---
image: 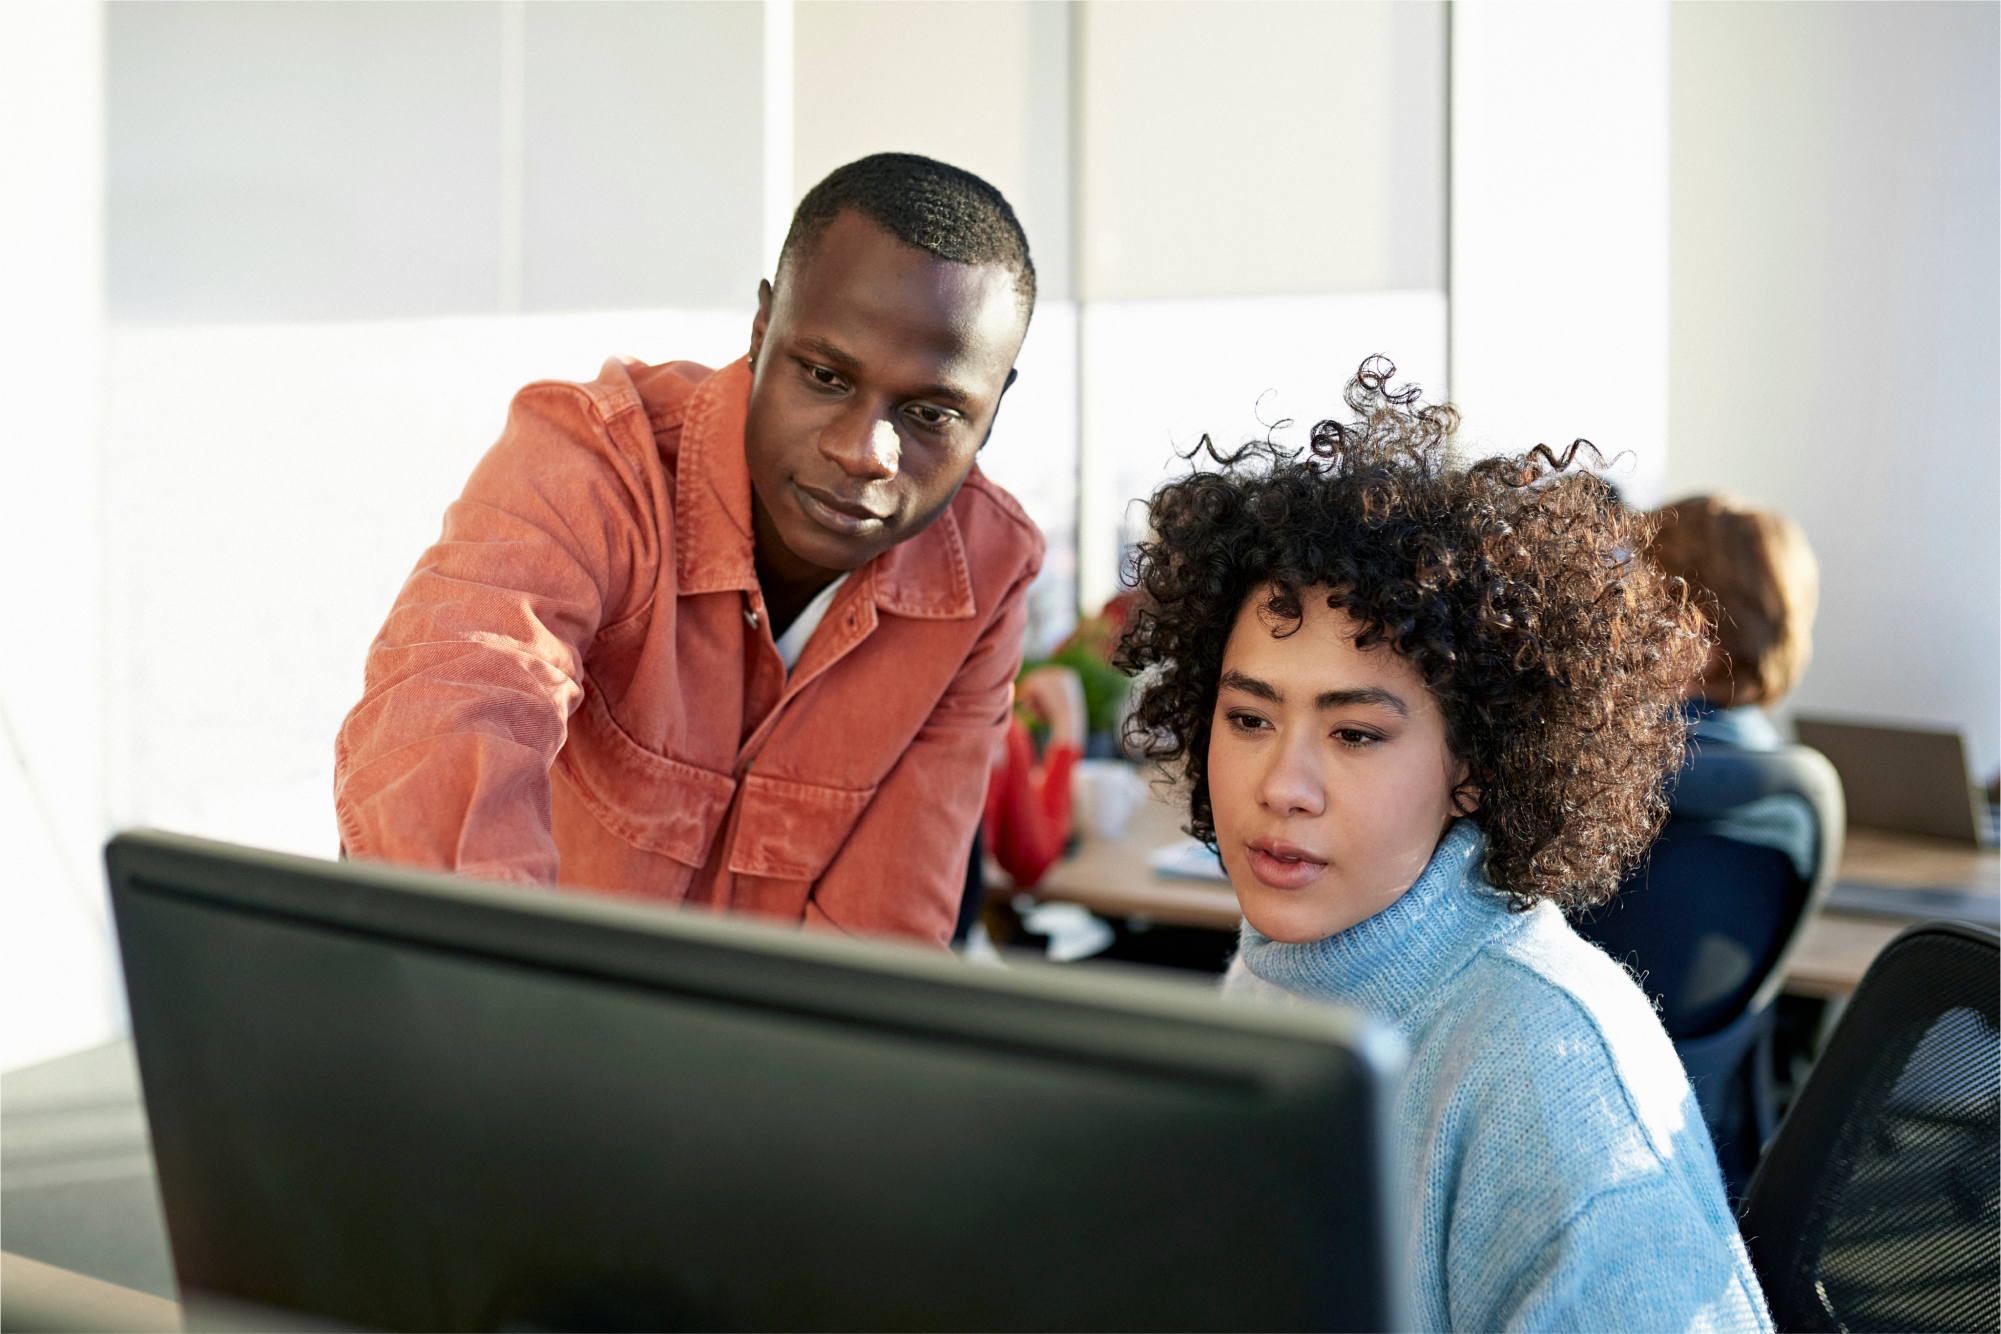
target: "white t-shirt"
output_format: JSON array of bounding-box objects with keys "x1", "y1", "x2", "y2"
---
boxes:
[{"x1": 773, "y1": 572, "x2": 850, "y2": 673}]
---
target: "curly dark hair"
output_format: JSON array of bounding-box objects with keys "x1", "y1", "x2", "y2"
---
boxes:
[{"x1": 1115, "y1": 358, "x2": 1706, "y2": 912}]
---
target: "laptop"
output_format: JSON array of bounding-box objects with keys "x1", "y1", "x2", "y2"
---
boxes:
[
  {"x1": 1791, "y1": 717, "x2": 1998, "y2": 925},
  {"x1": 1792, "y1": 717, "x2": 1987, "y2": 845},
  {"x1": 107, "y1": 830, "x2": 1408, "y2": 1332}
]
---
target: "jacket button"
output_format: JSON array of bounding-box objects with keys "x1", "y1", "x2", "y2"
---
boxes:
[{"x1": 744, "y1": 607, "x2": 759, "y2": 629}]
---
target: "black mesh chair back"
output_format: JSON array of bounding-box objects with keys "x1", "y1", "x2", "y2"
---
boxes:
[
  {"x1": 1576, "y1": 743, "x2": 1845, "y2": 1189},
  {"x1": 1738, "y1": 921, "x2": 1999, "y2": 1333}
]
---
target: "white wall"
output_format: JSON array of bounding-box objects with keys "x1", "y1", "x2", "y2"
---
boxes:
[
  {"x1": 981, "y1": 304, "x2": 1081, "y2": 658},
  {"x1": 1073, "y1": 0, "x2": 1450, "y2": 606},
  {"x1": 793, "y1": 1, "x2": 1075, "y2": 299},
  {"x1": 1668, "y1": 1, "x2": 2000, "y2": 778},
  {"x1": 0, "y1": 2, "x2": 124, "y2": 1074},
  {"x1": 1077, "y1": 0, "x2": 1445, "y2": 300},
  {"x1": 1450, "y1": 2, "x2": 1672, "y2": 505},
  {"x1": 108, "y1": 1, "x2": 765, "y2": 320},
  {"x1": 1078, "y1": 291, "x2": 1449, "y2": 613}
]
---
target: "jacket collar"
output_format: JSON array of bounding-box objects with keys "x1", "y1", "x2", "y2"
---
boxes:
[{"x1": 673, "y1": 357, "x2": 976, "y2": 621}]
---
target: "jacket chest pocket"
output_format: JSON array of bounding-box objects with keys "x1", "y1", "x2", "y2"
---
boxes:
[
  {"x1": 558, "y1": 685, "x2": 736, "y2": 868},
  {"x1": 726, "y1": 772, "x2": 878, "y2": 882}
]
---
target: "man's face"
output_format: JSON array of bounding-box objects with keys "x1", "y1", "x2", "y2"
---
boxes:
[{"x1": 745, "y1": 210, "x2": 1027, "y2": 577}]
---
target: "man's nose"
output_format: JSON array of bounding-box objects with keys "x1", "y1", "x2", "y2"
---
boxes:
[{"x1": 822, "y1": 412, "x2": 901, "y2": 481}]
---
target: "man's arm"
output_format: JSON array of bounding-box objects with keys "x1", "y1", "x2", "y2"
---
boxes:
[{"x1": 335, "y1": 376, "x2": 662, "y2": 884}]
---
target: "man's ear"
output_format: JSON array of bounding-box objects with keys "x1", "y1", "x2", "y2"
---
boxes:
[
  {"x1": 749, "y1": 279, "x2": 774, "y2": 367},
  {"x1": 977, "y1": 367, "x2": 1020, "y2": 452}
]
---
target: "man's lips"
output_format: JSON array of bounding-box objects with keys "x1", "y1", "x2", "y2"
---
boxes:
[
  {"x1": 1244, "y1": 837, "x2": 1329, "y2": 891},
  {"x1": 795, "y1": 482, "x2": 889, "y2": 535}
]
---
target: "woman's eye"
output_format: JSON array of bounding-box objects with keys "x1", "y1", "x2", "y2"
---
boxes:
[
  {"x1": 1227, "y1": 712, "x2": 1270, "y2": 733},
  {"x1": 1334, "y1": 728, "x2": 1380, "y2": 749}
]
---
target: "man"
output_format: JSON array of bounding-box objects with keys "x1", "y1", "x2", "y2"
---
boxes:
[{"x1": 335, "y1": 154, "x2": 1044, "y2": 945}]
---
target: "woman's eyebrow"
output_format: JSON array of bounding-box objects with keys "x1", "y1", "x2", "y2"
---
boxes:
[
  {"x1": 1220, "y1": 672, "x2": 1410, "y2": 717},
  {"x1": 1218, "y1": 669, "x2": 1281, "y2": 703},
  {"x1": 1315, "y1": 686, "x2": 1409, "y2": 717}
]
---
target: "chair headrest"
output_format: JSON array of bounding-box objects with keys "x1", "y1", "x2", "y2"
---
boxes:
[{"x1": 1670, "y1": 743, "x2": 1845, "y2": 823}]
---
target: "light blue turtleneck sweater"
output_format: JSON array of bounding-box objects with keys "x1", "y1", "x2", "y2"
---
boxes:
[{"x1": 1223, "y1": 821, "x2": 1774, "y2": 1333}]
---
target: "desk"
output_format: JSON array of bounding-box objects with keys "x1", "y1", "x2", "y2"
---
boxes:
[
  {"x1": 1, "y1": 1251, "x2": 181, "y2": 1333},
  {"x1": 1024, "y1": 795, "x2": 1242, "y2": 932},
  {"x1": 1786, "y1": 827, "x2": 1997, "y2": 997},
  {"x1": 1835, "y1": 826, "x2": 1998, "y2": 891},
  {"x1": 1011, "y1": 792, "x2": 2000, "y2": 997},
  {"x1": 1, "y1": 1040, "x2": 174, "y2": 1299}
]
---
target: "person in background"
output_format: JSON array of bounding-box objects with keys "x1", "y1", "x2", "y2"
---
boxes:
[
  {"x1": 1591, "y1": 494, "x2": 1827, "y2": 1192},
  {"x1": 1646, "y1": 494, "x2": 1822, "y2": 873},
  {"x1": 1116, "y1": 360, "x2": 1770, "y2": 1332},
  {"x1": 335, "y1": 154, "x2": 1045, "y2": 945}
]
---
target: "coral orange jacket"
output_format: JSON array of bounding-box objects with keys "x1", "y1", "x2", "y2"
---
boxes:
[{"x1": 335, "y1": 355, "x2": 1044, "y2": 945}]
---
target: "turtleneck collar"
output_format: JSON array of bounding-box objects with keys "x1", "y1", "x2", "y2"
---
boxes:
[{"x1": 1235, "y1": 820, "x2": 1524, "y2": 1033}]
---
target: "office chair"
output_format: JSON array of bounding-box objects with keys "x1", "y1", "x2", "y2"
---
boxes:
[
  {"x1": 1737, "y1": 921, "x2": 1998, "y2": 1333},
  {"x1": 1575, "y1": 743, "x2": 1845, "y2": 1193}
]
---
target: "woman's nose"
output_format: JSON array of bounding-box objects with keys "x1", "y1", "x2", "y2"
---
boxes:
[{"x1": 1257, "y1": 736, "x2": 1326, "y2": 819}]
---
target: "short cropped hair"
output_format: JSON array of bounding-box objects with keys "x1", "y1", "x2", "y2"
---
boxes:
[
  {"x1": 1646, "y1": 495, "x2": 1818, "y2": 706},
  {"x1": 1116, "y1": 359, "x2": 1706, "y2": 912},
  {"x1": 777, "y1": 152, "x2": 1036, "y2": 315}
]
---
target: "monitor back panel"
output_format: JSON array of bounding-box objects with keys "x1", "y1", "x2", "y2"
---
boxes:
[
  {"x1": 1793, "y1": 717, "x2": 1982, "y2": 844},
  {"x1": 108, "y1": 832, "x2": 1403, "y2": 1333}
]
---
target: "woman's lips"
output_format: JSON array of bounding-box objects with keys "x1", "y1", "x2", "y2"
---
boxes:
[
  {"x1": 796, "y1": 483, "x2": 888, "y2": 537},
  {"x1": 1245, "y1": 839, "x2": 1329, "y2": 891}
]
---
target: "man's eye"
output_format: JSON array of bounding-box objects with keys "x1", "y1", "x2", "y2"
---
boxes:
[
  {"x1": 905, "y1": 403, "x2": 954, "y2": 429},
  {"x1": 806, "y1": 365, "x2": 843, "y2": 389}
]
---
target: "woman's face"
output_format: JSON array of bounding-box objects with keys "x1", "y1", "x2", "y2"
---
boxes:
[{"x1": 1207, "y1": 588, "x2": 1471, "y2": 943}]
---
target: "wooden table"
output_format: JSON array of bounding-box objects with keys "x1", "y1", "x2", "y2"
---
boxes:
[
  {"x1": 1019, "y1": 795, "x2": 1242, "y2": 932},
  {"x1": 1785, "y1": 827, "x2": 1997, "y2": 997},
  {"x1": 1009, "y1": 789, "x2": 1999, "y2": 997}
]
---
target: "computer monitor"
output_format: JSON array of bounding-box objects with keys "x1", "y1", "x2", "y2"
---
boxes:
[{"x1": 107, "y1": 830, "x2": 1408, "y2": 1332}]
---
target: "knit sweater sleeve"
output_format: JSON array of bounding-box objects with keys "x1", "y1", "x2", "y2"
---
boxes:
[{"x1": 1476, "y1": 1179, "x2": 1773, "y2": 1334}]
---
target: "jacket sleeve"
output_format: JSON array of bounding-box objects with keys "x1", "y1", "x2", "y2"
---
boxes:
[
  {"x1": 802, "y1": 560, "x2": 1038, "y2": 944},
  {"x1": 333, "y1": 380, "x2": 660, "y2": 884}
]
